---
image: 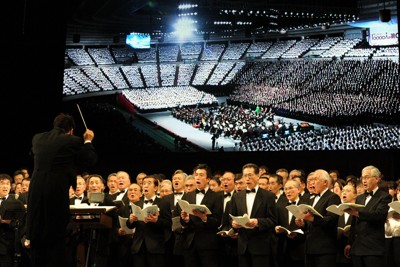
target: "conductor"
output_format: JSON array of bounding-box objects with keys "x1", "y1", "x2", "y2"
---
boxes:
[{"x1": 26, "y1": 113, "x2": 97, "y2": 267}]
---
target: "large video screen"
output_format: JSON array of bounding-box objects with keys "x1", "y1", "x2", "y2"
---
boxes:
[
  {"x1": 349, "y1": 19, "x2": 398, "y2": 46},
  {"x1": 126, "y1": 32, "x2": 151, "y2": 49},
  {"x1": 368, "y1": 22, "x2": 398, "y2": 46}
]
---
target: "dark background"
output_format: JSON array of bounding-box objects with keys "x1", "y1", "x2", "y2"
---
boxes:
[{"x1": 2, "y1": 0, "x2": 399, "y2": 180}]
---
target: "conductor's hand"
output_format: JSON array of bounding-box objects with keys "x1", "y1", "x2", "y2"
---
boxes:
[{"x1": 83, "y1": 129, "x2": 94, "y2": 142}]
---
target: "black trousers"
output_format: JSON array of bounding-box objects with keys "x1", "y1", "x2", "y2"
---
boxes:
[
  {"x1": 238, "y1": 249, "x2": 270, "y2": 267},
  {"x1": 305, "y1": 253, "x2": 336, "y2": 267},
  {"x1": 30, "y1": 238, "x2": 66, "y2": 267},
  {"x1": 183, "y1": 244, "x2": 219, "y2": 267},
  {"x1": 132, "y1": 242, "x2": 165, "y2": 267},
  {"x1": 352, "y1": 255, "x2": 384, "y2": 267}
]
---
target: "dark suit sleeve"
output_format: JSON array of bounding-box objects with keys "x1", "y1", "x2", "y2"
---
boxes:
[
  {"x1": 348, "y1": 192, "x2": 392, "y2": 246},
  {"x1": 203, "y1": 192, "x2": 223, "y2": 229},
  {"x1": 358, "y1": 194, "x2": 391, "y2": 222},
  {"x1": 155, "y1": 198, "x2": 172, "y2": 230},
  {"x1": 257, "y1": 192, "x2": 278, "y2": 232},
  {"x1": 312, "y1": 193, "x2": 341, "y2": 228},
  {"x1": 76, "y1": 142, "x2": 97, "y2": 169},
  {"x1": 220, "y1": 200, "x2": 233, "y2": 231}
]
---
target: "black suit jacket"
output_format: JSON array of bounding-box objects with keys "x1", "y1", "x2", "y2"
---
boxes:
[
  {"x1": 230, "y1": 188, "x2": 277, "y2": 255},
  {"x1": 336, "y1": 212, "x2": 352, "y2": 264},
  {"x1": 121, "y1": 191, "x2": 130, "y2": 207},
  {"x1": 27, "y1": 127, "x2": 97, "y2": 243},
  {"x1": 162, "y1": 193, "x2": 185, "y2": 240},
  {"x1": 162, "y1": 192, "x2": 186, "y2": 257},
  {"x1": 276, "y1": 197, "x2": 307, "y2": 261},
  {"x1": 115, "y1": 204, "x2": 135, "y2": 258},
  {"x1": 174, "y1": 189, "x2": 223, "y2": 250},
  {"x1": 304, "y1": 189, "x2": 341, "y2": 255},
  {"x1": 126, "y1": 196, "x2": 172, "y2": 254},
  {"x1": 17, "y1": 191, "x2": 29, "y2": 205},
  {"x1": 348, "y1": 188, "x2": 391, "y2": 256},
  {"x1": 0, "y1": 195, "x2": 26, "y2": 255},
  {"x1": 276, "y1": 192, "x2": 288, "y2": 208}
]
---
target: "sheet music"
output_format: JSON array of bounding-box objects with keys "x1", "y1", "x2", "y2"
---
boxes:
[{"x1": 118, "y1": 216, "x2": 135, "y2": 235}]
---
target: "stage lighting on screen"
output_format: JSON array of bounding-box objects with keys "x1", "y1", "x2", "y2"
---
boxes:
[
  {"x1": 174, "y1": 18, "x2": 196, "y2": 39},
  {"x1": 126, "y1": 32, "x2": 151, "y2": 49}
]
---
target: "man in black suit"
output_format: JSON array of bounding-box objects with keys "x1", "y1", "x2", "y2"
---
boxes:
[
  {"x1": 26, "y1": 113, "x2": 97, "y2": 267},
  {"x1": 16, "y1": 178, "x2": 30, "y2": 205},
  {"x1": 292, "y1": 174, "x2": 310, "y2": 200},
  {"x1": 230, "y1": 163, "x2": 278, "y2": 267},
  {"x1": 126, "y1": 175, "x2": 171, "y2": 267},
  {"x1": 268, "y1": 174, "x2": 287, "y2": 207},
  {"x1": 295, "y1": 169, "x2": 341, "y2": 267},
  {"x1": 175, "y1": 163, "x2": 223, "y2": 267},
  {"x1": 0, "y1": 174, "x2": 26, "y2": 267},
  {"x1": 344, "y1": 165, "x2": 392, "y2": 267},
  {"x1": 69, "y1": 175, "x2": 88, "y2": 205},
  {"x1": 275, "y1": 179, "x2": 306, "y2": 267},
  {"x1": 85, "y1": 174, "x2": 117, "y2": 267},
  {"x1": 115, "y1": 183, "x2": 142, "y2": 267},
  {"x1": 218, "y1": 171, "x2": 238, "y2": 267},
  {"x1": 336, "y1": 183, "x2": 357, "y2": 267},
  {"x1": 268, "y1": 172, "x2": 287, "y2": 264},
  {"x1": 114, "y1": 171, "x2": 132, "y2": 206},
  {"x1": 69, "y1": 174, "x2": 116, "y2": 267},
  {"x1": 162, "y1": 170, "x2": 187, "y2": 267}
]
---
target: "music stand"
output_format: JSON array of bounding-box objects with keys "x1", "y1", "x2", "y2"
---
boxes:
[
  {"x1": 2, "y1": 200, "x2": 26, "y2": 267},
  {"x1": 70, "y1": 205, "x2": 115, "y2": 267}
]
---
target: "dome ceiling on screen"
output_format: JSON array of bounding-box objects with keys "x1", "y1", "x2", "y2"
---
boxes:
[{"x1": 67, "y1": 0, "x2": 364, "y2": 36}]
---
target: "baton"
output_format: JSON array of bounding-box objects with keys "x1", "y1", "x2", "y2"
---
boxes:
[{"x1": 76, "y1": 104, "x2": 88, "y2": 130}]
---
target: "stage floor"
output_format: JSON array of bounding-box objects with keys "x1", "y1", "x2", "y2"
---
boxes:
[{"x1": 140, "y1": 111, "x2": 238, "y2": 151}]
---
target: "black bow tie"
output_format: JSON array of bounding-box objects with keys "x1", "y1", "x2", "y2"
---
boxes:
[
  {"x1": 74, "y1": 196, "x2": 83, "y2": 200},
  {"x1": 312, "y1": 193, "x2": 320, "y2": 197},
  {"x1": 0, "y1": 197, "x2": 6, "y2": 201},
  {"x1": 174, "y1": 192, "x2": 183, "y2": 195},
  {"x1": 246, "y1": 188, "x2": 256, "y2": 193},
  {"x1": 144, "y1": 199, "x2": 153, "y2": 204},
  {"x1": 365, "y1": 191, "x2": 374, "y2": 197},
  {"x1": 224, "y1": 192, "x2": 231, "y2": 198},
  {"x1": 287, "y1": 201, "x2": 296, "y2": 205},
  {"x1": 196, "y1": 189, "x2": 206, "y2": 194}
]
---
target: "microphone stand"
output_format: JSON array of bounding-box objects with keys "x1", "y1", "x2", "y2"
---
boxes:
[{"x1": 13, "y1": 218, "x2": 21, "y2": 267}]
